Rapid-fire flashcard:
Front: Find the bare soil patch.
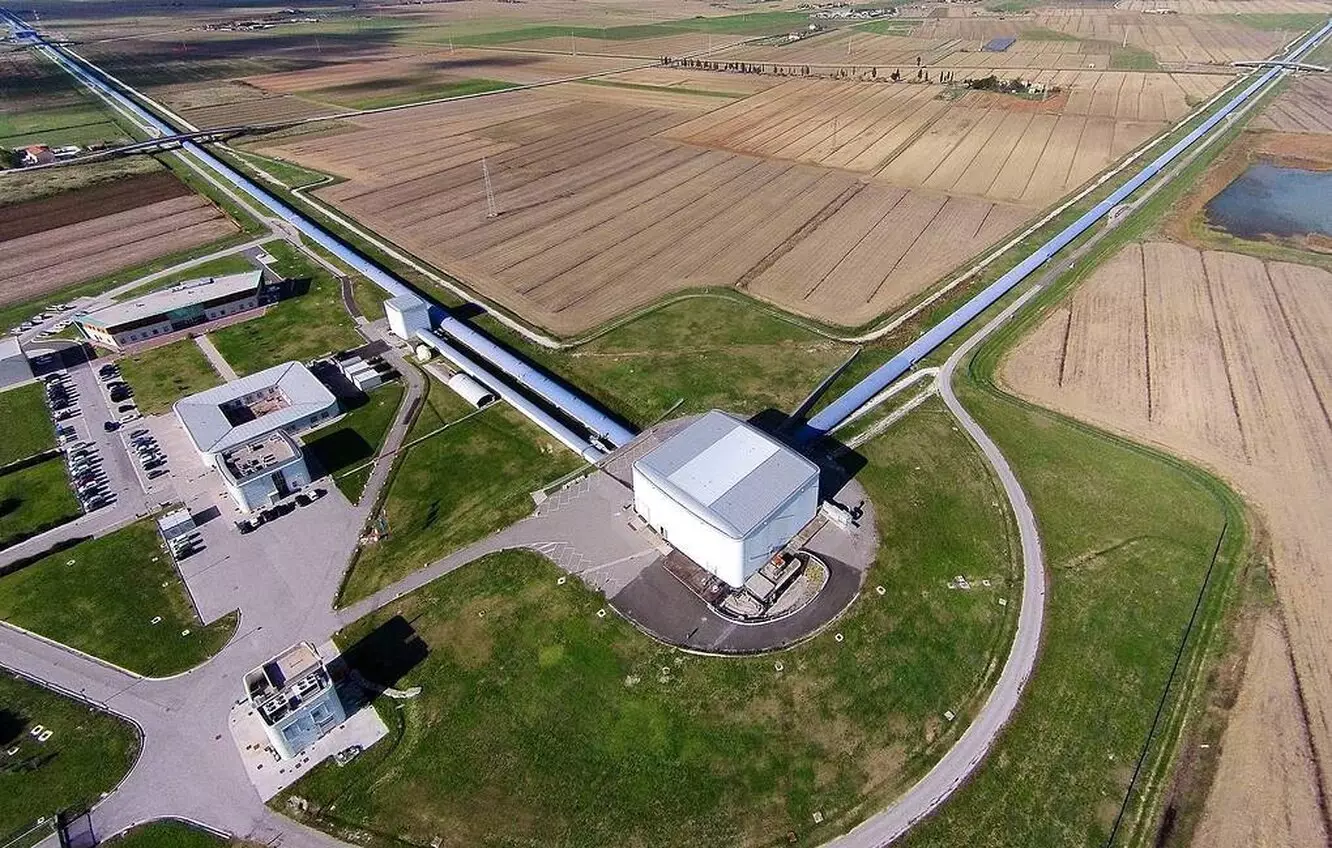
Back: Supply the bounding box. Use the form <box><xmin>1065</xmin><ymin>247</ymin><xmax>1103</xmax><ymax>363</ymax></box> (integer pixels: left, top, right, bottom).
<box><xmin>1001</xmin><ymin>241</ymin><xmax>1332</xmax><ymax>848</ymax></box>
<box><xmin>0</xmin><ymin>172</ymin><xmax>189</xmax><ymax>241</ymax></box>
<box><xmin>0</xmin><ymin>194</ymin><xmax>236</xmax><ymax>307</ymax></box>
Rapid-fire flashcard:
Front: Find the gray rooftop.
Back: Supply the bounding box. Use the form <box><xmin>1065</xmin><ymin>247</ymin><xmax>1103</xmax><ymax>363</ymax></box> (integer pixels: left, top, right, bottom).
<box><xmin>77</xmin><ymin>270</ymin><xmax>262</xmax><ymax>330</ymax></box>
<box><xmin>634</xmin><ymin>410</ymin><xmax>819</xmax><ymax>539</ymax></box>
<box><xmin>175</xmin><ymin>361</ymin><xmax>336</xmax><ymax>455</ymax></box>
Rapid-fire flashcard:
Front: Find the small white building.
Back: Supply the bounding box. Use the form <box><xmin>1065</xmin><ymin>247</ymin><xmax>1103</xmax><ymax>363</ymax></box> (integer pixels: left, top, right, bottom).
<box><xmin>174</xmin><ymin>362</ymin><xmax>338</xmax><ymax>512</ymax></box>
<box><xmin>385</xmin><ymin>294</ymin><xmax>430</xmax><ymax>341</ymax></box>
<box><xmin>244</xmin><ymin>642</ymin><xmax>346</xmax><ymax>760</ymax></box>
<box><xmin>632</xmin><ymin>410</ymin><xmax>820</xmax><ymax>588</ymax></box>
<box><xmin>0</xmin><ymin>337</ymin><xmax>33</xmax><ymax>390</ymax></box>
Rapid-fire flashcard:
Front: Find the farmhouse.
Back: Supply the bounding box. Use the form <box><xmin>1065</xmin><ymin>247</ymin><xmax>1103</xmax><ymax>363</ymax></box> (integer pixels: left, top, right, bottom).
<box><xmin>633</xmin><ymin>410</ymin><xmax>820</xmax><ymax>588</ymax></box>
<box><xmin>244</xmin><ymin>641</ymin><xmax>346</xmax><ymax>760</ymax></box>
<box><xmin>17</xmin><ymin>144</ymin><xmax>54</xmax><ymax>166</ymax></box>
<box><xmin>74</xmin><ymin>271</ymin><xmax>263</xmax><ymax>351</ymax></box>
<box><xmin>174</xmin><ymin>361</ymin><xmax>338</xmax><ymax>512</ymax></box>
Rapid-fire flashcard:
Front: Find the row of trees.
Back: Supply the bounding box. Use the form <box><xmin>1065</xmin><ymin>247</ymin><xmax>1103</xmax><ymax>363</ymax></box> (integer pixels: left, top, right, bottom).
<box><xmin>661</xmin><ymin>57</ymin><xmax>977</xmax><ymax>86</ymax></box>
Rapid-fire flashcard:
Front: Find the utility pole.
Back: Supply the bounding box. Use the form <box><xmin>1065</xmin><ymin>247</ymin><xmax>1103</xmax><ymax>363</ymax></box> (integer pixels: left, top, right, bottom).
<box><xmin>482</xmin><ymin>157</ymin><xmax>498</xmax><ymax>219</ymax></box>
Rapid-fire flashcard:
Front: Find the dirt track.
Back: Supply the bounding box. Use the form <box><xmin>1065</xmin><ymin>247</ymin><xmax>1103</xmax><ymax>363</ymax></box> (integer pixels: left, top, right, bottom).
<box><xmin>1001</xmin><ymin>241</ymin><xmax>1332</xmax><ymax>847</ymax></box>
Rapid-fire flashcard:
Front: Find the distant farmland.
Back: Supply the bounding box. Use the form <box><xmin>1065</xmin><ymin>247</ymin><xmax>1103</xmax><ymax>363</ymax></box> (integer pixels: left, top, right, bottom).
<box><xmin>255</xmin><ymin>84</ymin><xmax>1030</xmax><ymax>332</ymax></box>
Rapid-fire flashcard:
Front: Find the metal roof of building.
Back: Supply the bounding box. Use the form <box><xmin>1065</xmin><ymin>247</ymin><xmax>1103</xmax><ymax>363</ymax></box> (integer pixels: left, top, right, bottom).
<box><xmin>174</xmin><ymin>361</ymin><xmax>336</xmax><ymax>455</ymax></box>
<box><xmin>0</xmin><ymin>337</ymin><xmax>22</xmax><ymax>360</ymax></box>
<box><xmin>77</xmin><ymin>270</ymin><xmax>262</xmax><ymax>330</ymax></box>
<box><xmin>633</xmin><ymin>410</ymin><xmax>819</xmax><ymax>539</ymax></box>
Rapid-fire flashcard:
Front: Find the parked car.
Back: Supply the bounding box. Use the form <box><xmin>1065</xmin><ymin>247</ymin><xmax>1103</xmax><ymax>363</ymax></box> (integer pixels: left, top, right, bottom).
<box><xmin>104</xmin><ymin>421</ymin><xmax>120</xmax><ymax>432</ymax></box>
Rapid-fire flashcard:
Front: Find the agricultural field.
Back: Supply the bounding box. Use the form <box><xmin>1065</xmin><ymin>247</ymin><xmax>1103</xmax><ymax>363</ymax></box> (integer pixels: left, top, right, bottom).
<box><xmin>0</xmin><ymin>49</ymin><xmax>129</xmax><ymax>151</ymax></box>
<box><xmin>0</xmin><ymin>172</ymin><xmax>237</xmax><ymax>308</ymax></box>
<box><xmin>254</xmin><ymin>84</ymin><xmax>1026</xmax><ymax>332</ymax></box>
<box><xmin>1001</xmin><ymin>241</ymin><xmax>1332</xmax><ymax>847</ymax></box>
<box><xmin>1250</xmin><ymin>75</ymin><xmax>1332</xmax><ymax>134</ymax></box>
<box><xmin>668</xmin><ymin>72</ymin><xmax>1227</xmax><ymax>207</ymax></box>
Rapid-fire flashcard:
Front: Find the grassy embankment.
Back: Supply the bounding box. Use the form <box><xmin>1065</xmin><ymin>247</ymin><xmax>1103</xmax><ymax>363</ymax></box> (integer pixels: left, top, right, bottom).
<box><xmin>336</xmin><ymin>381</ymin><xmax>582</xmax><ymax>605</ymax></box>
<box><xmin>284</xmin><ymin>400</ymin><xmax>1018</xmax><ymax>847</ymax></box>
<box><xmin>0</xmin><ymin>522</ymin><xmax>237</xmax><ymax>676</ymax></box>
<box><xmin>305</xmin><ymin>382</ymin><xmax>406</xmax><ymax>503</ymax></box>
<box><xmin>209</xmin><ymin>240</ymin><xmax>361</xmax><ymax>375</ymax></box>
<box><xmin>116</xmin><ymin>339</ymin><xmax>224</xmax><ymax>415</ymax></box>
<box><xmin>0</xmin><ymin>673</ymin><xmax>139</xmax><ymax>837</ymax></box>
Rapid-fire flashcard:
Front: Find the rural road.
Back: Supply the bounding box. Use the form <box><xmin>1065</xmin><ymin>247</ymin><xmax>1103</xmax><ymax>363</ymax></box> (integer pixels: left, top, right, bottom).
<box><xmin>819</xmin><ymin>285</ymin><xmax>1049</xmax><ymax>848</ymax></box>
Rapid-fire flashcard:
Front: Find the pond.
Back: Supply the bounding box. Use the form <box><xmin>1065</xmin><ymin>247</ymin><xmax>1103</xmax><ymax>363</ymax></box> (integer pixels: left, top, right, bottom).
<box><xmin>1204</xmin><ymin>160</ymin><xmax>1332</xmax><ymax>241</ymax></box>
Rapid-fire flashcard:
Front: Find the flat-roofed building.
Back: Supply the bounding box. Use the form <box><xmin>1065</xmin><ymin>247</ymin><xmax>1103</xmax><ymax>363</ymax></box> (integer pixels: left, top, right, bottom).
<box><xmin>0</xmin><ymin>337</ymin><xmax>33</xmax><ymax>390</ymax></box>
<box><xmin>174</xmin><ymin>361</ymin><xmax>337</xmax><ymax>512</ymax></box>
<box><xmin>244</xmin><ymin>642</ymin><xmax>346</xmax><ymax>760</ymax></box>
<box><xmin>75</xmin><ymin>270</ymin><xmax>263</xmax><ymax>350</ymax></box>
<box><xmin>632</xmin><ymin>410</ymin><xmax>820</xmax><ymax>588</ymax></box>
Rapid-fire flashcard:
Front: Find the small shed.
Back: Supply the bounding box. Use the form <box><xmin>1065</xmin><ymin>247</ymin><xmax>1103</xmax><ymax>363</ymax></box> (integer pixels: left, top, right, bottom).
<box><xmin>157</xmin><ymin>508</ymin><xmax>196</xmax><ymax>542</ymax></box>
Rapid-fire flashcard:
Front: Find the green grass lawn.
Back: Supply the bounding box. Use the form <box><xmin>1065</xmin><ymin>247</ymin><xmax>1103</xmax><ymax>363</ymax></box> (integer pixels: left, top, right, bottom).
<box><xmin>102</xmin><ymin>820</ymin><xmax>230</xmax><ymax>847</ymax></box>
<box><xmin>121</xmin><ymin>252</ymin><xmax>260</xmax><ymax>295</ymax></box>
<box><xmin>305</xmin><ymin>381</ymin><xmax>406</xmax><ymax>503</ymax></box>
<box><xmin>0</xmin><ymin>383</ymin><xmax>54</xmax><ymax>467</ymax></box>
<box><xmin>1210</xmin><ymin>12</ymin><xmax>1327</xmax><ymax>31</ymax></box>
<box><xmin>0</xmin><ymin>672</ymin><xmax>139</xmax><ymax>836</ymax></box>
<box><xmin>282</xmin><ymin>401</ymin><xmax>1017</xmax><ymax>847</ymax></box>
<box><xmin>480</xmin><ymin>295</ymin><xmax>864</xmax><ymax>429</ymax></box>
<box><xmin>0</xmin><ymin>522</ymin><xmax>237</xmax><ymax>676</ymax></box>
<box><xmin>0</xmin><ymin>458</ymin><xmax>81</xmax><ymax>550</ymax></box>
<box><xmin>337</xmin><ymin>388</ymin><xmax>583</xmax><ymax>606</ymax></box>
<box><xmin>210</xmin><ymin>241</ymin><xmax>361</xmax><ymax>375</ymax></box>
<box><xmin>116</xmin><ymin>339</ymin><xmax>223</xmax><ymax>415</ymax></box>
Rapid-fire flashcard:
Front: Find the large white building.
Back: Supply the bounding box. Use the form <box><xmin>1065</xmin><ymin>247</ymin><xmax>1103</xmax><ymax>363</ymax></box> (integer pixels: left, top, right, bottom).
<box><xmin>174</xmin><ymin>362</ymin><xmax>338</xmax><ymax>512</ymax></box>
<box><xmin>632</xmin><ymin>410</ymin><xmax>820</xmax><ymax>588</ymax></box>
<box><xmin>75</xmin><ymin>271</ymin><xmax>263</xmax><ymax>351</ymax></box>
<box><xmin>244</xmin><ymin>642</ymin><xmax>346</xmax><ymax>760</ymax></box>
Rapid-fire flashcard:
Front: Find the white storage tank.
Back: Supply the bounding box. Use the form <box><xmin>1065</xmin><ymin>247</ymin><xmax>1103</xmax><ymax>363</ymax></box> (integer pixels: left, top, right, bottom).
<box><xmin>447</xmin><ymin>372</ymin><xmax>497</xmax><ymax>408</ymax></box>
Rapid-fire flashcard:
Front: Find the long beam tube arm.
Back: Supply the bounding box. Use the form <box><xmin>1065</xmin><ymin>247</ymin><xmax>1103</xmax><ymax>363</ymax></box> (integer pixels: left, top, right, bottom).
<box><xmin>804</xmin><ymin>18</ymin><xmax>1332</xmax><ymax>438</ymax></box>
<box><xmin>6</xmin><ymin>12</ymin><xmax>635</xmax><ymax>450</ymax></box>
<box><xmin>417</xmin><ymin>330</ymin><xmax>606</xmax><ymax>464</ymax></box>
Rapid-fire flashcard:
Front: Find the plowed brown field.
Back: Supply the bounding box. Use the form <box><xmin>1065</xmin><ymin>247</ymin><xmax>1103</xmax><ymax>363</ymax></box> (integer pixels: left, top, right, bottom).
<box><xmin>667</xmin><ymin>73</ymin><xmax>1226</xmax><ymax>206</ymax></box>
<box><xmin>1251</xmin><ymin>76</ymin><xmax>1332</xmax><ymax>135</ymax></box>
<box><xmin>1001</xmin><ymin>241</ymin><xmax>1332</xmax><ymax>848</ymax></box>
<box><xmin>256</xmin><ymin>86</ymin><xmax>1029</xmax><ymax>333</ymax></box>
<box><xmin>0</xmin><ymin>192</ymin><xmax>235</xmax><ymax>305</ymax></box>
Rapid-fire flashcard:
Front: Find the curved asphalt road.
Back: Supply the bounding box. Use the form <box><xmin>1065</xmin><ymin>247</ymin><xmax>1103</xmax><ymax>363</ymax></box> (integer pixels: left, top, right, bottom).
<box><xmin>820</xmin><ymin>287</ymin><xmax>1048</xmax><ymax>848</ymax></box>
